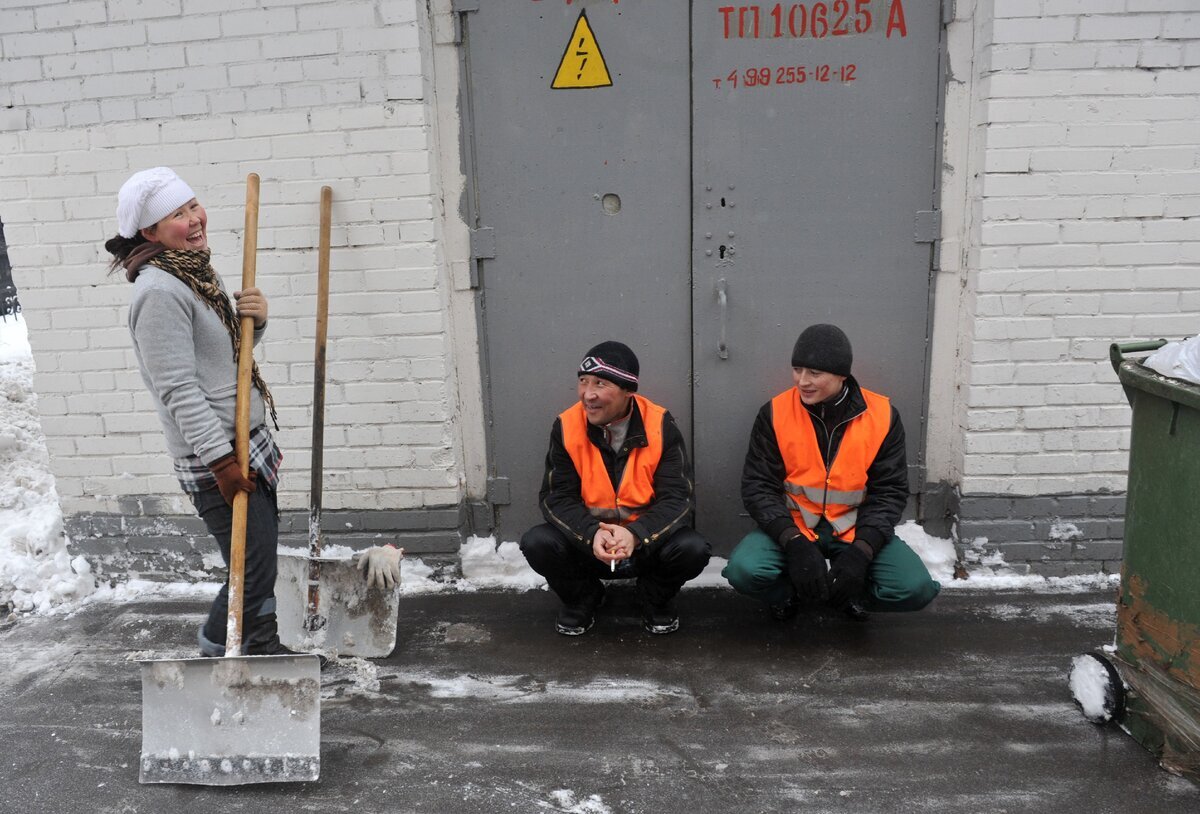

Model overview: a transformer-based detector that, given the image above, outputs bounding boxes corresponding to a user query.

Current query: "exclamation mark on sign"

[552,9,613,89]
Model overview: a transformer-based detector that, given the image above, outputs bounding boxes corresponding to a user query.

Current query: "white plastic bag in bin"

[1143,335,1200,386]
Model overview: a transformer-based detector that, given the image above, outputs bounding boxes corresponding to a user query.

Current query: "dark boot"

[198,626,225,657]
[637,577,680,635]
[769,590,800,621]
[245,610,329,668]
[841,600,871,622]
[555,583,606,636]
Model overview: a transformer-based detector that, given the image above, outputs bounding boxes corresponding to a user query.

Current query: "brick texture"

[0,1,458,517]
[957,0,1200,499]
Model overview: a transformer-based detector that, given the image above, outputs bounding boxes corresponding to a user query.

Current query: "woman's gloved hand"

[208,452,257,506]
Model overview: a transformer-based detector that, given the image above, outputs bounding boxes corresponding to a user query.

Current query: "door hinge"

[913,210,941,244]
[451,0,480,44]
[487,476,511,506]
[470,226,496,261]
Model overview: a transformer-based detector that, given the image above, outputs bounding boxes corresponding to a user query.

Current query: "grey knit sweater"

[128,265,265,466]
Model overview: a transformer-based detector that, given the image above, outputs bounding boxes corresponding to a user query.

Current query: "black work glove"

[208,452,258,506]
[785,536,829,602]
[828,540,873,608]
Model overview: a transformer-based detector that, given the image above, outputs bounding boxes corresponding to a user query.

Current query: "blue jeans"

[189,481,280,647]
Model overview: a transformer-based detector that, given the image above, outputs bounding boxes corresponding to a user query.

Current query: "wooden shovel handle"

[310,186,332,525]
[305,186,333,631]
[227,172,260,656]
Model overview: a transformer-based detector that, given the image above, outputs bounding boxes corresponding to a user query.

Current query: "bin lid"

[1117,360,1200,413]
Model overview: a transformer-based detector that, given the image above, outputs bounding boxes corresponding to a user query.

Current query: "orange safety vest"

[771,386,891,542]
[559,394,666,525]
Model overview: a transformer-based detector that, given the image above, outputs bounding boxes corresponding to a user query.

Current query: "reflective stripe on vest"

[559,394,667,526]
[771,386,891,542]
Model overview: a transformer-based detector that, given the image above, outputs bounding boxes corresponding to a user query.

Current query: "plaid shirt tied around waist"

[174,425,283,493]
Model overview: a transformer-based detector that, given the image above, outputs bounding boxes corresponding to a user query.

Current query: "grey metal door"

[462,2,693,539]
[465,1,941,549]
[691,0,943,552]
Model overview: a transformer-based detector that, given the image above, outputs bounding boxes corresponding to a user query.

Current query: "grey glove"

[354,545,403,590]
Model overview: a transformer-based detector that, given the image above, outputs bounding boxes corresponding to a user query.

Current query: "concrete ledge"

[955,491,1127,576]
[65,503,469,579]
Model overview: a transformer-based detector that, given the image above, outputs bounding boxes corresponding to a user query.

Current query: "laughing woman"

[105,167,294,658]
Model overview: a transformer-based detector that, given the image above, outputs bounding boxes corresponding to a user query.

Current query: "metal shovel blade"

[139,654,321,785]
[275,551,400,658]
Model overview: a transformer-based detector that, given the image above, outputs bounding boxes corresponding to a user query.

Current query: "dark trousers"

[520,523,711,607]
[189,481,280,646]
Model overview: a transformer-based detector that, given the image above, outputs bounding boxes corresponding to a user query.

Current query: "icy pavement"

[1,588,1196,812]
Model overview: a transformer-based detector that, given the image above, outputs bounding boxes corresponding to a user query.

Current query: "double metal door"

[464,1,943,552]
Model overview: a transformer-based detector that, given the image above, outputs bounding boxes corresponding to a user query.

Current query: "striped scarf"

[142,248,279,430]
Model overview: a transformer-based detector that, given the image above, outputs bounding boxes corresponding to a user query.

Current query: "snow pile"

[954,530,1120,592]
[895,520,958,582]
[0,316,96,614]
[548,790,612,814]
[461,536,546,590]
[82,578,219,606]
[1069,653,1118,723]
[1048,522,1083,543]
[687,555,733,588]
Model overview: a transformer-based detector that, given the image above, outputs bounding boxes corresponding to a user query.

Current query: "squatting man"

[519,342,712,636]
[722,324,940,621]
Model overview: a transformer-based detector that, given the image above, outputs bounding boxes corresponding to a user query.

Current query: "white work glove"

[354,545,404,591]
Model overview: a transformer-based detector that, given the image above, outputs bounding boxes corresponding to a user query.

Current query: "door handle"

[716,278,729,360]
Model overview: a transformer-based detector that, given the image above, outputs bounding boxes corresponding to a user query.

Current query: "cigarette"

[610,558,616,572]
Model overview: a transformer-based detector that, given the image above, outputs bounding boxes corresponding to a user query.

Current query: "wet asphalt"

[1,586,1198,814]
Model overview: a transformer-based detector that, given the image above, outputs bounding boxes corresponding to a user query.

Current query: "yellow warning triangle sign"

[551,10,612,89]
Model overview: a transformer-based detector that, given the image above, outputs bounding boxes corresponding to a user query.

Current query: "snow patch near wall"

[460,537,546,590]
[0,316,95,614]
[1069,654,1117,723]
[1049,522,1083,542]
[955,531,1120,593]
[895,520,958,582]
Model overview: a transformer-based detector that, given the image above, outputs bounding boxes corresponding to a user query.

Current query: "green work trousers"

[722,526,940,612]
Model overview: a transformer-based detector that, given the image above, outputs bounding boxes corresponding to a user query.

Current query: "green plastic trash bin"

[1071,340,1200,780]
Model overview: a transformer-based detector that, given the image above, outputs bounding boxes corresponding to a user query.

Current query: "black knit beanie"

[578,341,640,391]
[790,324,852,376]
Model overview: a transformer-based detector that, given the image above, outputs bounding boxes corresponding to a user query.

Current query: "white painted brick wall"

[0,0,461,515]
[5,0,1196,519]
[959,0,1200,497]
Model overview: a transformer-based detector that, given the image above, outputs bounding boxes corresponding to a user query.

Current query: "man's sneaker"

[769,593,800,621]
[641,601,680,635]
[841,600,871,622]
[555,586,605,636]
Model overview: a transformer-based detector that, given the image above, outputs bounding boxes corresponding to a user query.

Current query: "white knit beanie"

[116,167,196,238]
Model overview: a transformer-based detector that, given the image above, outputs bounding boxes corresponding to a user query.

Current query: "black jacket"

[539,399,695,553]
[741,376,908,554]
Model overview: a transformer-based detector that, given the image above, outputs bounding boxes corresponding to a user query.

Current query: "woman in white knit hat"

[105,167,298,659]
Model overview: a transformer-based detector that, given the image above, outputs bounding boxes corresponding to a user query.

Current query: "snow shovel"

[276,186,401,658]
[139,173,321,785]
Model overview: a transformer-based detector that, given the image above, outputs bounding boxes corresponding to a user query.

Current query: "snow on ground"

[60,523,1121,615]
[1069,653,1117,723]
[0,315,95,615]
